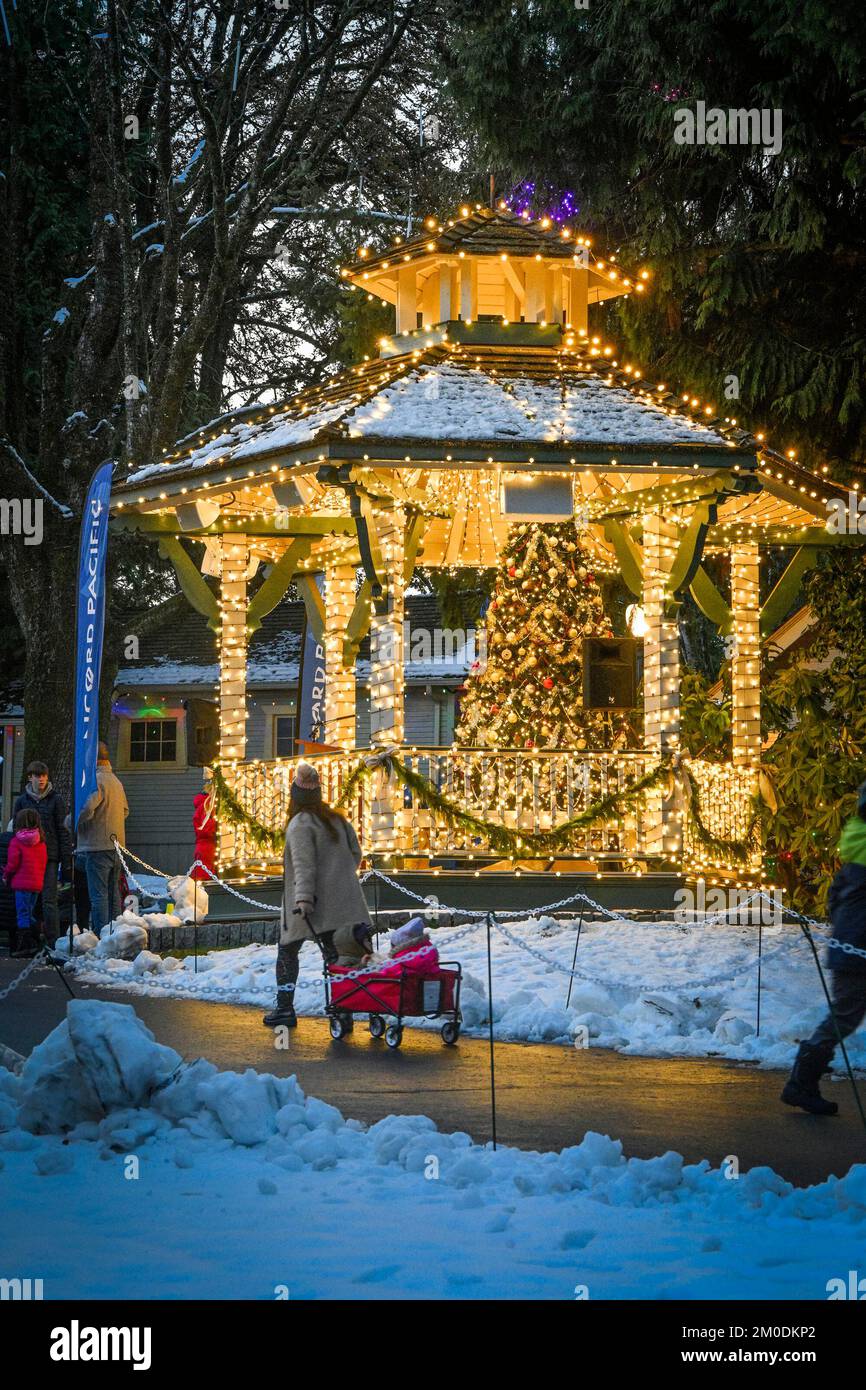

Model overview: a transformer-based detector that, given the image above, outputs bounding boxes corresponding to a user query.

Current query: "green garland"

[211,764,284,853]
[339,753,673,857]
[682,769,761,865]
[213,754,760,865]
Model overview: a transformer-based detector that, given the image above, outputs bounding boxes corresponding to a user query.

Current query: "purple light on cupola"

[505,180,581,224]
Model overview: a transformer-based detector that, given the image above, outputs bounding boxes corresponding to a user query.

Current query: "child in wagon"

[380,917,440,976]
[330,916,440,976]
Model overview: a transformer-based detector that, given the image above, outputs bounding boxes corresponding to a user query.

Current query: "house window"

[274,714,296,758]
[129,719,178,763]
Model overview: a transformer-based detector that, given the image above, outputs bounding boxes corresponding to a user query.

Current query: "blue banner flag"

[296,574,327,748]
[73,461,114,828]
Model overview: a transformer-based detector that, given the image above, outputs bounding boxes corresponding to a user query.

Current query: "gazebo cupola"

[340,204,646,347]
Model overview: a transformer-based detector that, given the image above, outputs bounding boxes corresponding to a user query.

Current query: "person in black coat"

[781,781,866,1116]
[12,761,72,947]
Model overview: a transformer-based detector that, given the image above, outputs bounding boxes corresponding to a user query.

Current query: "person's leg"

[12,892,37,955]
[807,971,866,1048]
[74,853,91,932]
[84,852,114,935]
[264,939,302,1026]
[41,861,60,945]
[782,971,866,1114]
[108,859,121,923]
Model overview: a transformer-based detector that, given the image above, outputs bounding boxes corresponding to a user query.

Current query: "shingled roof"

[123,339,747,490]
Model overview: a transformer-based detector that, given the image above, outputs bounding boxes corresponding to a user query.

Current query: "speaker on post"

[582,637,638,710]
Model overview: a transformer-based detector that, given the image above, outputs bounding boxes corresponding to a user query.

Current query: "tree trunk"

[6,526,80,803]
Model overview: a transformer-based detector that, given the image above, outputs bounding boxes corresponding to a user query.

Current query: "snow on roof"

[349,364,726,446]
[125,348,729,486]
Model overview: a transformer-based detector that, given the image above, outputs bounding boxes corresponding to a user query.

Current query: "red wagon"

[324,959,463,1049]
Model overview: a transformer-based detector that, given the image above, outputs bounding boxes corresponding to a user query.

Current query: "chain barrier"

[0,949,50,1001]
[104,841,866,994]
[490,917,805,993]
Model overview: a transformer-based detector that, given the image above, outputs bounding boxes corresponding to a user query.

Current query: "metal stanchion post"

[485,911,497,1151]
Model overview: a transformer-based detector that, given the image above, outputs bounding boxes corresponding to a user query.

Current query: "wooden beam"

[157,536,219,630]
[760,547,820,638]
[404,512,427,577]
[707,524,847,547]
[501,258,526,306]
[593,470,743,522]
[340,513,426,666]
[664,498,718,614]
[295,572,325,645]
[349,488,387,597]
[246,537,311,634]
[342,579,374,666]
[602,518,642,596]
[113,512,355,538]
[689,566,733,633]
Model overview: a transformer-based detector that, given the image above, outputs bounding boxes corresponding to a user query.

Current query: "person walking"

[4,809,48,957]
[76,742,129,936]
[263,761,372,1028]
[782,781,866,1116]
[12,761,73,947]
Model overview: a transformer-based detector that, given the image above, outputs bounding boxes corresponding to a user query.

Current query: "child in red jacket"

[4,809,48,956]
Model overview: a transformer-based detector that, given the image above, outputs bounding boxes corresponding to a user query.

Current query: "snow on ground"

[1,999,863,1300]
[65,911,851,1073]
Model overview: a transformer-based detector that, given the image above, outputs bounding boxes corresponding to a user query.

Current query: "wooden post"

[369,506,406,854]
[459,259,477,320]
[525,263,546,323]
[546,266,563,324]
[643,514,681,859]
[568,268,588,333]
[324,562,357,749]
[731,543,761,766]
[397,265,416,334]
[218,534,249,868]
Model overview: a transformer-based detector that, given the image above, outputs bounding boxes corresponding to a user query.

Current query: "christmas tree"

[456,521,625,750]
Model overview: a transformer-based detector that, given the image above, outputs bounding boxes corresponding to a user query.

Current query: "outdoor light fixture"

[626,604,648,638]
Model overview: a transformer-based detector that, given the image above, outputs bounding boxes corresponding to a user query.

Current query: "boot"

[262,990,297,1028]
[781,1041,839,1116]
[10,931,38,959]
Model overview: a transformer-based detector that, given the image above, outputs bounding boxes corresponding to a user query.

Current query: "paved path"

[1,957,864,1186]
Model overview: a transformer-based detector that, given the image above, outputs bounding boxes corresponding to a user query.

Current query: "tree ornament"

[542,676,554,689]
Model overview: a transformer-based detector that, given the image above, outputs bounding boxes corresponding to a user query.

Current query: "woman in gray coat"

[263,761,372,1028]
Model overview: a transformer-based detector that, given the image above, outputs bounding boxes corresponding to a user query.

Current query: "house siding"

[120,768,204,875]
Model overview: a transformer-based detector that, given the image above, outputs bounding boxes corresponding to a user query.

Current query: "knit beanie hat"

[390,917,427,950]
[290,761,322,809]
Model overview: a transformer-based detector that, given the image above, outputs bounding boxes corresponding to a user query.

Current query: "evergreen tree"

[455,522,630,750]
[763,550,866,910]
[445,0,866,475]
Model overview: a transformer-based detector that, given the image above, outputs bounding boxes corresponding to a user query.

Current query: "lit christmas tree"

[456,521,626,750]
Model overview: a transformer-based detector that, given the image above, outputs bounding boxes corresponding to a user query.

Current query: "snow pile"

[67,912,849,1071]
[164,873,208,924]
[52,927,99,958]
[2,1000,866,1299]
[10,1001,180,1133]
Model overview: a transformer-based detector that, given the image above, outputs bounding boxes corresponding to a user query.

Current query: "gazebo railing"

[218,749,760,870]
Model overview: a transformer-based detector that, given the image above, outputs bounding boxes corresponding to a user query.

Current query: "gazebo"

[111,205,856,886]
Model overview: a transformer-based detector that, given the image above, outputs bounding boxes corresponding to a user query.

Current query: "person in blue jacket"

[782,781,866,1115]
